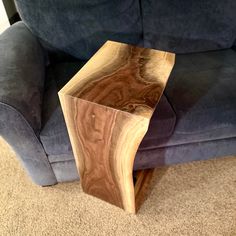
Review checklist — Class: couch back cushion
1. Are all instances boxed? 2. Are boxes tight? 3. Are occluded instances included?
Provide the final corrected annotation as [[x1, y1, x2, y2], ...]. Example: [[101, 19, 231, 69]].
[[15, 0, 143, 60], [141, 0, 236, 53]]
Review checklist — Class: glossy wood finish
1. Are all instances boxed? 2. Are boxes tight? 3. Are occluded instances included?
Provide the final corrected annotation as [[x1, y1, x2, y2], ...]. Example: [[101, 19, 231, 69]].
[[59, 41, 175, 213]]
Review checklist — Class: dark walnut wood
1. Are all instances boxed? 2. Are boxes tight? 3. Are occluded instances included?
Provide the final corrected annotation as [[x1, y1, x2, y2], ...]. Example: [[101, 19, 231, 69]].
[[59, 41, 175, 213]]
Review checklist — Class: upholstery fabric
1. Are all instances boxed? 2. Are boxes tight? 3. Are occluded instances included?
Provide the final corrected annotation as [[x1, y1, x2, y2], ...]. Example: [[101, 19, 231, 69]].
[[0, 22, 45, 132], [40, 62, 85, 155], [49, 137, 236, 183], [0, 22, 57, 186], [141, 0, 236, 53], [140, 95, 176, 140], [51, 160, 79, 183], [15, 0, 143, 60], [140, 49, 236, 150], [48, 154, 75, 163], [40, 61, 177, 156], [41, 50, 236, 159], [135, 137, 236, 170], [1, 1, 236, 185], [0, 103, 57, 186]]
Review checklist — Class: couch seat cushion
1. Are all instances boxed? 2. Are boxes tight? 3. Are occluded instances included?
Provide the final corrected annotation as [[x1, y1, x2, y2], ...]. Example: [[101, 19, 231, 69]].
[[139, 49, 236, 150], [40, 62, 176, 156]]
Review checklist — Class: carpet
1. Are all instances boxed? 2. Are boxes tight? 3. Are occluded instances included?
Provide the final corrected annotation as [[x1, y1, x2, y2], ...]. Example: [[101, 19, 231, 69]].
[[0, 137, 236, 236]]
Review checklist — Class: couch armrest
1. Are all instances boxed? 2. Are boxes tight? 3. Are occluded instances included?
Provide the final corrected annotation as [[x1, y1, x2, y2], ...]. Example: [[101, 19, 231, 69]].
[[0, 22, 45, 132], [0, 103, 57, 186], [0, 22, 57, 185]]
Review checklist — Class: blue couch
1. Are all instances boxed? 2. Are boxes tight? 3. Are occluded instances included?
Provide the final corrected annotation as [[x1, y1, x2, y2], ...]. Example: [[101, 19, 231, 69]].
[[0, 0, 235, 186]]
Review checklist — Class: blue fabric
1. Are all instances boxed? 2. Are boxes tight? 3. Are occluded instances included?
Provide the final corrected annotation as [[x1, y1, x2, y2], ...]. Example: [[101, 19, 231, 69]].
[[0, 22, 57, 186], [140, 49, 236, 150], [48, 137, 236, 183], [135, 137, 236, 170], [48, 154, 74, 163], [0, 22, 45, 132], [40, 62, 85, 155], [141, 0, 236, 53], [51, 160, 79, 183], [1, 1, 236, 185], [15, 0, 143, 60], [0, 103, 57, 186]]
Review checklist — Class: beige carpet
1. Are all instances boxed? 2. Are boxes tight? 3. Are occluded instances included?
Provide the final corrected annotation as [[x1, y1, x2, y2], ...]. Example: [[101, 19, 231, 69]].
[[0, 137, 236, 235]]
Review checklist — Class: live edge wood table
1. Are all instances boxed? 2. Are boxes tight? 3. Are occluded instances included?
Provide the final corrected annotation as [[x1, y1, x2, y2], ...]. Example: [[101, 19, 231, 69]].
[[59, 41, 175, 213]]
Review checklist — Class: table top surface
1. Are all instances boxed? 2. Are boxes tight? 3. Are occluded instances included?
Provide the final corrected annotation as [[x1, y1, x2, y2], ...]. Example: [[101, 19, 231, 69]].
[[59, 41, 175, 119]]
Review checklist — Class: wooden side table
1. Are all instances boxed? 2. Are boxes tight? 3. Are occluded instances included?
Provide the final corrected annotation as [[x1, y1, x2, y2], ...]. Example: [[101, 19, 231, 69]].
[[59, 41, 175, 213]]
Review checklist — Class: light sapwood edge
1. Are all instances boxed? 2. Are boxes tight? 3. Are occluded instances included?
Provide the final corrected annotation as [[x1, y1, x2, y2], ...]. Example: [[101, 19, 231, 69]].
[[112, 112, 149, 213]]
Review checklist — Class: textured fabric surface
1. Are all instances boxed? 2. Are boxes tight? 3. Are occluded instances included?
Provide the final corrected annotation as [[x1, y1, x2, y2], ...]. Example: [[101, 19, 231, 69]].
[[135, 137, 236, 170], [40, 62, 176, 156], [0, 22, 45, 132], [40, 62, 85, 155], [141, 95, 176, 141], [42, 137, 236, 183], [163, 49, 236, 147], [48, 154, 75, 163], [141, 0, 236, 53], [2, 2, 236, 186], [15, 0, 143, 60], [39, 49, 236, 183], [51, 160, 79, 183], [0, 103, 57, 186], [1, 138, 236, 235], [0, 23, 56, 186], [140, 49, 236, 150]]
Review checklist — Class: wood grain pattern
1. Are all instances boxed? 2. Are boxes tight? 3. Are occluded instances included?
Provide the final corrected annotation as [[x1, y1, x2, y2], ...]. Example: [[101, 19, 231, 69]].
[[59, 41, 175, 213]]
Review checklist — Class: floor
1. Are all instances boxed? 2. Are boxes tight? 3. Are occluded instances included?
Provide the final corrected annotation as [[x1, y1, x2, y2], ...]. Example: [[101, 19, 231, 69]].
[[0, 136, 236, 235]]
